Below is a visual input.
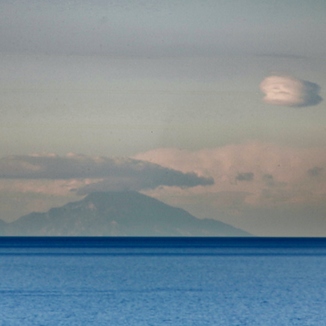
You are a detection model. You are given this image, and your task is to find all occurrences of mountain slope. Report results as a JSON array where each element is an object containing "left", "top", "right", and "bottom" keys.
[
  {"left": 3, "top": 191, "right": 251, "bottom": 236},
  {"left": 0, "top": 219, "right": 6, "bottom": 236}
]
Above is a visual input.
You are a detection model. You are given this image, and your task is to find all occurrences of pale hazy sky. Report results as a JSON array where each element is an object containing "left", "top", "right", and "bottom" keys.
[{"left": 1, "top": 1, "right": 326, "bottom": 235}]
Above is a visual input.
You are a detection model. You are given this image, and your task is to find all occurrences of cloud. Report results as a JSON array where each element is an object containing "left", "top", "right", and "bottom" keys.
[
  {"left": 262, "top": 174, "right": 274, "bottom": 186},
  {"left": 307, "top": 167, "right": 323, "bottom": 177},
  {"left": 236, "top": 172, "right": 254, "bottom": 182},
  {"left": 134, "top": 142, "right": 326, "bottom": 208},
  {"left": 260, "top": 75, "right": 322, "bottom": 107},
  {"left": 0, "top": 154, "right": 213, "bottom": 194}
]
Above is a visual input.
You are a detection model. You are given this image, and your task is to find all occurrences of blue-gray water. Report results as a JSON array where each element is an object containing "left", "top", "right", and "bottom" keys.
[{"left": 1, "top": 237, "right": 326, "bottom": 325}]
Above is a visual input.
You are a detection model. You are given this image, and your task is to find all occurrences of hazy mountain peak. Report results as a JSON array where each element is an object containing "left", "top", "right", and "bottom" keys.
[{"left": 2, "top": 192, "right": 251, "bottom": 237}]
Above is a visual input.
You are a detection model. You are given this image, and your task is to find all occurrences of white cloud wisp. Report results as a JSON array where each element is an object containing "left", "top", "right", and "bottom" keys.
[{"left": 260, "top": 75, "right": 322, "bottom": 107}]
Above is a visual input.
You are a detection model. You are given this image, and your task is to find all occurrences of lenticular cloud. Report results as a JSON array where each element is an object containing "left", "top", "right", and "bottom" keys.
[{"left": 260, "top": 75, "right": 322, "bottom": 107}]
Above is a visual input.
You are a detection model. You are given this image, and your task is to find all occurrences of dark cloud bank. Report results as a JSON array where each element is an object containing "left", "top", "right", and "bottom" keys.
[
  {"left": 236, "top": 172, "right": 254, "bottom": 182},
  {"left": 307, "top": 167, "right": 323, "bottom": 177},
  {"left": 0, "top": 154, "right": 214, "bottom": 193}
]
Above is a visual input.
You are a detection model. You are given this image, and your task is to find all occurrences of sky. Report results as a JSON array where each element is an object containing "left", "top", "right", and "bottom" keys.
[{"left": 1, "top": 0, "right": 326, "bottom": 236}]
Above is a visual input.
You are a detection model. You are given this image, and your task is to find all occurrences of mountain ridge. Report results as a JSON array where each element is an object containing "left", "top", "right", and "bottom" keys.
[{"left": 1, "top": 191, "right": 251, "bottom": 236}]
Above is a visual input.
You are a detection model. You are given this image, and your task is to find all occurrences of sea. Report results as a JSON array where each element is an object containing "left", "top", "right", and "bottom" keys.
[{"left": 1, "top": 237, "right": 326, "bottom": 325}]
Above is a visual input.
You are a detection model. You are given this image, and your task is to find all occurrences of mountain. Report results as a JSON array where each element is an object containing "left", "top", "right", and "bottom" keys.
[
  {"left": 1, "top": 191, "right": 251, "bottom": 236},
  {"left": 0, "top": 219, "right": 7, "bottom": 236}
]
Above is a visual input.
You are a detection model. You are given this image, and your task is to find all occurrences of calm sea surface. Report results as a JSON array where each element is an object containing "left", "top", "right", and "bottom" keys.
[{"left": 1, "top": 237, "right": 326, "bottom": 325}]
